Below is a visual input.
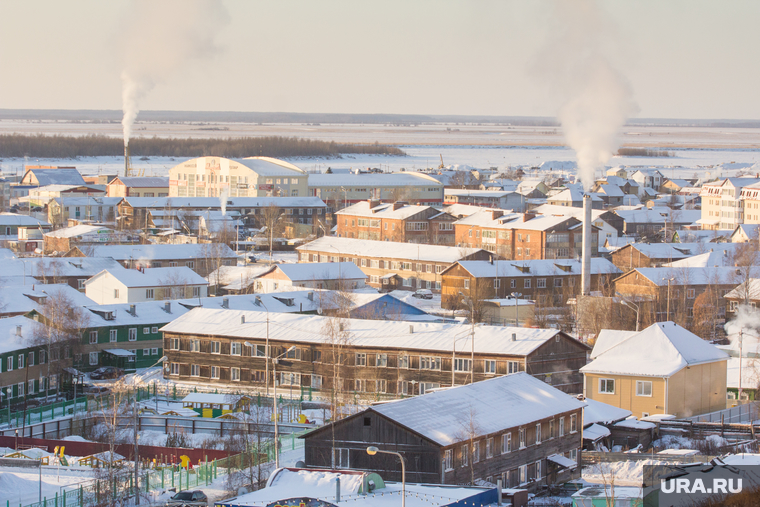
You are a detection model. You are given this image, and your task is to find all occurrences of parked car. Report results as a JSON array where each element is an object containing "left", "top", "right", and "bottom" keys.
[
  {"left": 166, "top": 490, "right": 208, "bottom": 507},
  {"left": 83, "top": 385, "right": 111, "bottom": 397},
  {"left": 412, "top": 289, "right": 433, "bottom": 299},
  {"left": 246, "top": 253, "right": 257, "bottom": 263},
  {"left": 89, "top": 366, "right": 124, "bottom": 380}
]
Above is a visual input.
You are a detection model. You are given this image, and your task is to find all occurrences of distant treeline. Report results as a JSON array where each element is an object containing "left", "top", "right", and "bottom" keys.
[
  {"left": 0, "top": 134, "right": 406, "bottom": 158},
  {"left": 617, "top": 147, "right": 674, "bottom": 157}
]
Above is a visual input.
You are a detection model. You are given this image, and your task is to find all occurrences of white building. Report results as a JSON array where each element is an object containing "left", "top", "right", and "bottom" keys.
[
  {"left": 308, "top": 172, "right": 444, "bottom": 210},
  {"left": 85, "top": 267, "right": 208, "bottom": 304},
  {"left": 253, "top": 262, "right": 367, "bottom": 293},
  {"left": 168, "top": 156, "right": 308, "bottom": 198}
]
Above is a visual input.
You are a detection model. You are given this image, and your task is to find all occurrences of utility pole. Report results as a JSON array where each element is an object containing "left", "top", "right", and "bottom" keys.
[{"left": 739, "top": 329, "right": 744, "bottom": 402}]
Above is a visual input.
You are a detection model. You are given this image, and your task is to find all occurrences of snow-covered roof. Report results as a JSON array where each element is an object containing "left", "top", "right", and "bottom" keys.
[
  {"left": 0, "top": 284, "right": 95, "bottom": 317},
  {"left": 591, "top": 330, "right": 638, "bottom": 359},
  {"left": 44, "top": 224, "right": 113, "bottom": 238},
  {"left": 368, "top": 373, "right": 584, "bottom": 446},
  {"left": 273, "top": 262, "right": 367, "bottom": 282},
  {"left": 308, "top": 172, "right": 442, "bottom": 188},
  {"left": 121, "top": 196, "right": 325, "bottom": 209},
  {"left": 726, "top": 279, "right": 760, "bottom": 300},
  {"left": 102, "top": 348, "right": 134, "bottom": 357},
  {"left": 52, "top": 196, "right": 122, "bottom": 206},
  {"left": 297, "top": 237, "right": 486, "bottom": 263},
  {"left": 161, "top": 308, "right": 570, "bottom": 358},
  {"left": 207, "top": 265, "right": 274, "bottom": 286},
  {"left": 336, "top": 201, "right": 436, "bottom": 220},
  {"left": 583, "top": 398, "right": 632, "bottom": 426},
  {"left": 581, "top": 321, "right": 729, "bottom": 378},
  {"left": 452, "top": 258, "right": 621, "bottom": 278},
  {"left": 183, "top": 393, "right": 245, "bottom": 404},
  {"left": 0, "top": 257, "right": 126, "bottom": 280},
  {"left": 445, "top": 189, "right": 518, "bottom": 198},
  {"left": 90, "top": 266, "right": 207, "bottom": 288},
  {"left": 613, "top": 418, "right": 656, "bottom": 430},
  {"left": 598, "top": 185, "right": 625, "bottom": 197},
  {"left": 583, "top": 423, "right": 611, "bottom": 442},
  {"left": 443, "top": 203, "right": 501, "bottom": 218},
  {"left": 113, "top": 177, "right": 169, "bottom": 187},
  {"left": 532, "top": 204, "right": 610, "bottom": 221},
  {"left": 663, "top": 249, "right": 736, "bottom": 268},
  {"left": 622, "top": 242, "right": 721, "bottom": 260},
  {"left": 484, "top": 298, "right": 534, "bottom": 307},
  {"left": 24, "top": 168, "right": 86, "bottom": 186},
  {"left": 83, "top": 243, "right": 237, "bottom": 261},
  {"left": 0, "top": 213, "right": 50, "bottom": 227},
  {"left": 0, "top": 316, "right": 47, "bottom": 355},
  {"left": 548, "top": 188, "right": 603, "bottom": 203}
]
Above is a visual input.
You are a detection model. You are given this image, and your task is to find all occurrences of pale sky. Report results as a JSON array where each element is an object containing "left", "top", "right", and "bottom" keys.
[{"left": 1, "top": 0, "right": 759, "bottom": 119}]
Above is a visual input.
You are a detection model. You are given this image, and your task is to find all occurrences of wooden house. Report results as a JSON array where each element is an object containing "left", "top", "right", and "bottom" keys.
[{"left": 302, "top": 372, "right": 584, "bottom": 492}]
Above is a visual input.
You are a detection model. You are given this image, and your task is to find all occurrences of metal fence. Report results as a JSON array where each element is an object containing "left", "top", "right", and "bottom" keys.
[
  {"left": 682, "top": 402, "right": 760, "bottom": 424},
  {"left": 0, "top": 397, "right": 87, "bottom": 428}
]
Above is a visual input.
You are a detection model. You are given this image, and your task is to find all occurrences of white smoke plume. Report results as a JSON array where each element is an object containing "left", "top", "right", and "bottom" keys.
[
  {"left": 537, "top": 0, "right": 637, "bottom": 191},
  {"left": 219, "top": 188, "right": 228, "bottom": 216},
  {"left": 120, "top": 0, "right": 229, "bottom": 146},
  {"left": 724, "top": 305, "right": 760, "bottom": 355}
]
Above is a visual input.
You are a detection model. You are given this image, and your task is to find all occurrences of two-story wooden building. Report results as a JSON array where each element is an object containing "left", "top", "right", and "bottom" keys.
[
  {"left": 160, "top": 308, "right": 591, "bottom": 395},
  {"left": 302, "top": 373, "right": 584, "bottom": 490}
]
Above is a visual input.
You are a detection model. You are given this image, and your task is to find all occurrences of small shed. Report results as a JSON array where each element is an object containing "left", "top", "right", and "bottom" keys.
[
  {"left": 182, "top": 393, "right": 251, "bottom": 418},
  {"left": 5, "top": 448, "right": 53, "bottom": 465},
  {"left": 610, "top": 418, "right": 656, "bottom": 450},
  {"left": 101, "top": 348, "right": 135, "bottom": 370}
]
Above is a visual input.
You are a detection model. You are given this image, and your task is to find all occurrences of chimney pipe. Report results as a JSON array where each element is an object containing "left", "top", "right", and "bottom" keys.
[
  {"left": 336, "top": 477, "right": 341, "bottom": 503},
  {"left": 581, "top": 194, "right": 592, "bottom": 296},
  {"left": 241, "top": 315, "right": 246, "bottom": 324},
  {"left": 164, "top": 301, "right": 171, "bottom": 313},
  {"left": 16, "top": 325, "right": 22, "bottom": 337},
  {"left": 511, "top": 333, "right": 516, "bottom": 342},
  {"left": 410, "top": 325, "right": 414, "bottom": 334},
  {"left": 222, "top": 297, "right": 229, "bottom": 309},
  {"left": 129, "top": 304, "right": 136, "bottom": 316}
]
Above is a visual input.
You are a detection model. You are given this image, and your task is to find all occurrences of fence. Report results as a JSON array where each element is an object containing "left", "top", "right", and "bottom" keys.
[
  {"left": 683, "top": 402, "right": 760, "bottom": 424},
  {"left": 0, "top": 397, "right": 87, "bottom": 428},
  {"left": 582, "top": 451, "right": 717, "bottom": 465}
]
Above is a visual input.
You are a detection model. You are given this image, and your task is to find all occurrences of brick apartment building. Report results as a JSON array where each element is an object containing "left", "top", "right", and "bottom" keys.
[
  {"left": 454, "top": 209, "right": 599, "bottom": 260},
  {"left": 336, "top": 200, "right": 457, "bottom": 244}
]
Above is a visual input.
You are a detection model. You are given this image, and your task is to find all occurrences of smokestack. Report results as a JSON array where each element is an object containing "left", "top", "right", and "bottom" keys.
[
  {"left": 581, "top": 194, "right": 592, "bottom": 296},
  {"left": 124, "top": 143, "right": 130, "bottom": 177}
]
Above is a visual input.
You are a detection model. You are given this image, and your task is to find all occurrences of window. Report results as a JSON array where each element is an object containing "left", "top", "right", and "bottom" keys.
[
  {"left": 114, "top": 289, "right": 119, "bottom": 299},
  {"left": 444, "top": 449, "right": 453, "bottom": 471},
  {"left": 211, "top": 341, "right": 221, "bottom": 354},
  {"left": 454, "top": 358, "right": 472, "bottom": 372},
  {"left": 143, "top": 348, "right": 150, "bottom": 355},
  {"left": 570, "top": 414, "right": 577, "bottom": 433},
  {"left": 508, "top": 361, "right": 520, "bottom": 374},
  {"left": 211, "top": 366, "right": 220, "bottom": 379},
  {"left": 193, "top": 287, "right": 201, "bottom": 298},
  {"left": 17, "top": 383, "right": 24, "bottom": 398},
  {"left": 376, "top": 354, "right": 388, "bottom": 367},
  {"left": 510, "top": 279, "right": 516, "bottom": 288},
  {"left": 191, "top": 364, "right": 200, "bottom": 377},
  {"left": 39, "top": 350, "right": 45, "bottom": 365},
  {"left": 170, "top": 362, "right": 180, "bottom": 375},
  {"left": 151, "top": 348, "right": 158, "bottom": 355},
  {"left": 6, "top": 356, "right": 12, "bottom": 371},
  {"left": 354, "top": 379, "right": 366, "bottom": 392},
  {"left": 484, "top": 360, "right": 496, "bottom": 374},
  {"left": 333, "top": 448, "right": 349, "bottom": 469},
  {"left": 18, "top": 354, "right": 24, "bottom": 369},
  {"left": 398, "top": 355, "right": 409, "bottom": 368},
  {"left": 190, "top": 339, "right": 200, "bottom": 352},
  {"left": 398, "top": 380, "right": 409, "bottom": 395},
  {"left": 549, "top": 419, "right": 555, "bottom": 439},
  {"left": 146, "top": 289, "right": 154, "bottom": 299},
  {"left": 420, "top": 382, "right": 440, "bottom": 394},
  {"left": 286, "top": 347, "right": 301, "bottom": 360},
  {"left": 473, "top": 441, "right": 481, "bottom": 463},
  {"left": 559, "top": 417, "right": 565, "bottom": 437},
  {"left": 502, "top": 433, "right": 511, "bottom": 453},
  {"left": 110, "top": 330, "right": 117, "bottom": 343},
  {"left": 536, "top": 460, "right": 541, "bottom": 480},
  {"left": 599, "top": 378, "right": 615, "bottom": 394},
  {"left": 637, "top": 381, "right": 653, "bottom": 397},
  {"left": 231, "top": 342, "right": 242, "bottom": 355},
  {"left": 537, "top": 278, "right": 546, "bottom": 288},
  {"left": 128, "top": 328, "right": 137, "bottom": 342},
  {"left": 536, "top": 423, "right": 541, "bottom": 444},
  {"left": 231, "top": 367, "right": 240, "bottom": 381},
  {"left": 152, "top": 326, "right": 158, "bottom": 334},
  {"left": 569, "top": 448, "right": 577, "bottom": 461},
  {"left": 170, "top": 338, "right": 179, "bottom": 350},
  {"left": 143, "top": 327, "right": 150, "bottom": 334},
  {"left": 355, "top": 353, "right": 367, "bottom": 366},
  {"left": 419, "top": 356, "right": 441, "bottom": 370},
  {"left": 28, "top": 353, "right": 35, "bottom": 367},
  {"left": 464, "top": 279, "right": 470, "bottom": 289},
  {"left": 461, "top": 444, "right": 469, "bottom": 467},
  {"left": 554, "top": 278, "right": 563, "bottom": 287},
  {"left": 186, "top": 261, "right": 195, "bottom": 269},
  {"left": 519, "top": 465, "right": 527, "bottom": 485},
  {"left": 311, "top": 375, "right": 323, "bottom": 389},
  {"left": 687, "top": 288, "right": 696, "bottom": 299},
  {"left": 376, "top": 379, "right": 387, "bottom": 393},
  {"left": 524, "top": 279, "right": 531, "bottom": 288},
  {"left": 78, "top": 279, "right": 86, "bottom": 290},
  {"left": 89, "top": 331, "right": 98, "bottom": 344},
  {"left": 519, "top": 427, "right": 527, "bottom": 448},
  {"left": 486, "top": 437, "right": 494, "bottom": 459},
  {"left": 89, "top": 352, "right": 98, "bottom": 366}
]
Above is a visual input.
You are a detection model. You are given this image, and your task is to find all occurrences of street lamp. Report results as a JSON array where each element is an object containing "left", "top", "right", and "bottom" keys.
[
  {"left": 255, "top": 296, "right": 271, "bottom": 396},
  {"left": 135, "top": 355, "right": 166, "bottom": 505},
  {"left": 272, "top": 345, "right": 296, "bottom": 468},
  {"left": 366, "top": 446, "right": 406, "bottom": 507},
  {"left": 510, "top": 292, "right": 522, "bottom": 326},
  {"left": 616, "top": 293, "right": 641, "bottom": 332}
]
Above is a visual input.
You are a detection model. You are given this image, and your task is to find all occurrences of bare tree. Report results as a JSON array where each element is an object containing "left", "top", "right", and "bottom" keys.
[
  {"left": 261, "top": 204, "right": 288, "bottom": 263},
  {"left": 157, "top": 270, "right": 191, "bottom": 300},
  {"left": 454, "top": 406, "right": 482, "bottom": 485}
]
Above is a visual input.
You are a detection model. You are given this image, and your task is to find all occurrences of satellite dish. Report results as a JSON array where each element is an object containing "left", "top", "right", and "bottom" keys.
[{"left": 317, "top": 307, "right": 323, "bottom": 315}]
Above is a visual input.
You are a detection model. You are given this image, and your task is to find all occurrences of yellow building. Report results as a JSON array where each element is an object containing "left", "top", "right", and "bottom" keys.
[
  {"left": 106, "top": 176, "right": 170, "bottom": 198},
  {"left": 168, "top": 156, "right": 308, "bottom": 199},
  {"left": 581, "top": 323, "right": 729, "bottom": 419}
]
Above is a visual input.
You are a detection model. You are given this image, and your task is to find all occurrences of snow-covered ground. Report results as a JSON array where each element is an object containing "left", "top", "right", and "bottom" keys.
[
  {"left": 582, "top": 460, "right": 670, "bottom": 487},
  {"left": 0, "top": 465, "right": 96, "bottom": 506}
]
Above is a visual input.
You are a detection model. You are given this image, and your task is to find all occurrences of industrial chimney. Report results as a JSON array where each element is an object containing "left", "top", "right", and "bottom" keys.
[{"left": 581, "top": 194, "right": 592, "bottom": 296}]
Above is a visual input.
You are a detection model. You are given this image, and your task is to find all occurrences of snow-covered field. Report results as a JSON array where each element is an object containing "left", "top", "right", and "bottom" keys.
[{"left": 0, "top": 465, "right": 96, "bottom": 506}]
